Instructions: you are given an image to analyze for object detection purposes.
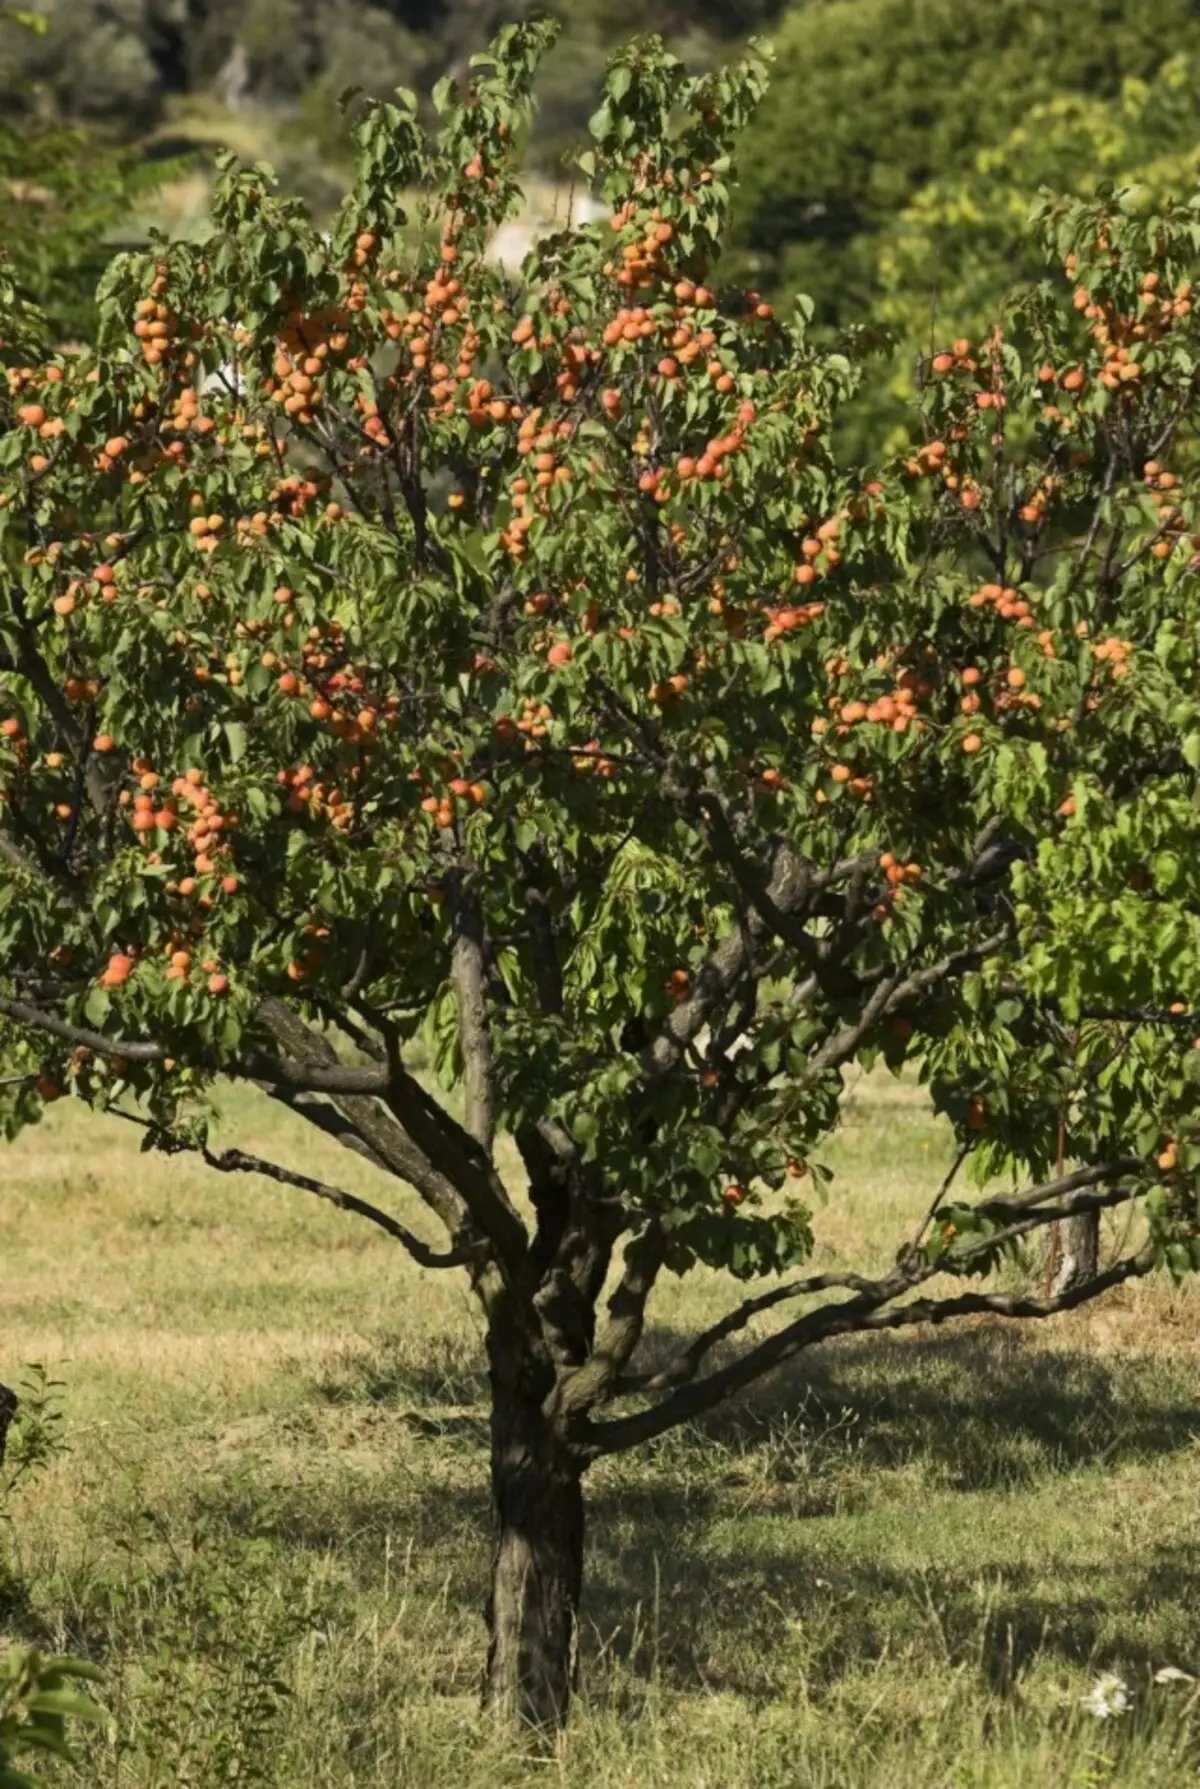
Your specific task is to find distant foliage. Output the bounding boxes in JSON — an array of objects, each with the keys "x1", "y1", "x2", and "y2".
[{"x1": 733, "y1": 0, "x2": 1200, "y2": 325}]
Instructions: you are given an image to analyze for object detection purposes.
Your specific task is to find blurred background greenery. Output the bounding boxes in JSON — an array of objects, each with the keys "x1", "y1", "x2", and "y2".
[{"x1": 2, "y1": 0, "x2": 1200, "y2": 435}]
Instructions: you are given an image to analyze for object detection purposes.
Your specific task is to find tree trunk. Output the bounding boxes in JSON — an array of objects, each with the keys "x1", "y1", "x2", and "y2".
[
  {"x1": 1045, "y1": 1209, "x2": 1100, "y2": 1295},
  {"x1": 0, "y1": 1382, "x2": 15, "y2": 1474},
  {"x1": 483, "y1": 1339, "x2": 584, "y2": 1733}
]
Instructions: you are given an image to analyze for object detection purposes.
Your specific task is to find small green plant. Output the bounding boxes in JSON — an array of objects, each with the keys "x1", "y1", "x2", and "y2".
[
  {"x1": 100, "y1": 1510, "x2": 322, "y2": 1787},
  {"x1": 0, "y1": 1646, "x2": 105, "y2": 1789},
  {"x1": 0, "y1": 1366, "x2": 66, "y2": 1500}
]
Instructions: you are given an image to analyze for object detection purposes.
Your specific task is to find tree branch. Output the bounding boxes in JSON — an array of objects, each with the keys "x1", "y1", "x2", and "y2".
[
  {"x1": 639, "y1": 841, "x2": 811, "y2": 1083},
  {"x1": 0, "y1": 993, "x2": 167, "y2": 1062},
  {"x1": 450, "y1": 888, "x2": 496, "y2": 1154},
  {"x1": 583, "y1": 1239, "x2": 1156, "y2": 1459},
  {"x1": 555, "y1": 1220, "x2": 666, "y2": 1415},
  {"x1": 197, "y1": 1143, "x2": 481, "y2": 1267}
]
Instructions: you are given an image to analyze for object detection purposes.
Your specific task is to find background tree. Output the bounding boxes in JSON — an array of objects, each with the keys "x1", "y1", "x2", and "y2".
[
  {"x1": 730, "y1": 0, "x2": 1200, "y2": 326},
  {"x1": 2, "y1": 18, "x2": 1200, "y2": 1736},
  {"x1": 0, "y1": 6, "x2": 189, "y2": 345},
  {"x1": 861, "y1": 56, "x2": 1200, "y2": 442}
]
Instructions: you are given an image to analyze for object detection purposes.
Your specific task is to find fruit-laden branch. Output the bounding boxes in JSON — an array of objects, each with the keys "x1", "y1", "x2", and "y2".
[
  {"x1": 0, "y1": 992, "x2": 168, "y2": 1064},
  {"x1": 8, "y1": 586, "x2": 108, "y2": 818},
  {"x1": 788, "y1": 925, "x2": 1012, "y2": 1095},
  {"x1": 0, "y1": 979, "x2": 528, "y2": 1273},
  {"x1": 580, "y1": 1159, "x2": 1150, "y2": 1456},
  {"x1": 638, "y1": 840, "x2": 812, "y2": 1083}
]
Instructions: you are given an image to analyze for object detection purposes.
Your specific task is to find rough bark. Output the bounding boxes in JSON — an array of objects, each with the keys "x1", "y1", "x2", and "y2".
[
  {"x1": 0, "y1": 1381, "x2": 15, "y2": 1473},
  {"x1": 1045, "y1": 1209, "x2": 1100, "y2": 1296},
  {"x1": 483, "y1": 1312, "x2": 584, "y2": 1733}
]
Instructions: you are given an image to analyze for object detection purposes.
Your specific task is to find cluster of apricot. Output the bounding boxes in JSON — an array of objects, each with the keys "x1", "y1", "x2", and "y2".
[
  {"x1": 165, "y1": 382, "x2": 212, "y2": 440},
  {"x1": 967, "y1": 582, "x2": 1037, "y2": 627},
  {"x1": 135, "y1": 768, "x2": 241, "y2": 899},
  {"x1": 1067, "y1": 264, "x2": 1193, "y2": 395},
  {"x1": 159, "y1": 939, "x2": 229, "y2": 995},
  {"x1": 648, "y1": 672, "x2": 689, "y2": 705},
  {"x1": 571, "y1": 740, "x2": 617, "y2": 778},
  {"x1": 277, "y1": 765, "x2": 357, "y2": 832},
  {"x1": 1141, "y1": 459, "x2": 1197, "y2": 562},
  {"x1": 599, "y1": 296, "x2": 717, "y2": 365},
  {"x1": 673, "y1": 409, "x2": 756, "y2": 486},
  {"x1": 495, "y1": 699, "x2": 552, "y2": 745},
  {"x1": 929, "y1": 338, "x2": 979, "y2": 378},
  {"x1": 99, "y1": 950, "x2": 137, "y2": 991},
  {"x1": 760, "y1": 600, "x2": 825, "y2": 643},
  {"x1": 419, "y1": 776, "x2": 487, "y2": 829},
  {"x1": 511, "y1": 315, "x2": 596, "y2": 402},
  {"x1": 8, "y1": 369, "x2": 70, "y2": 474},
  {"x1": 1092, "y1": 635, "x2": 1133, "y2": 680},
  {"x1": 818, "y1": 661, "x2": 932, "y2": 740},
  {"x1": 266, "y1": 471, "x2": 337, "y2": 523},
  {"x1": 878, "y1": 853, "x2": 922, "y2": 892},
  {"x1": 131, "y1": 276, "x2": 179, "y2": 369},
  {"x1": 120, "y1": 758, "x2": 178, "y2": 840},
  {"x1": 601, "y1": 206, "x2": 680, "y2": 294}
]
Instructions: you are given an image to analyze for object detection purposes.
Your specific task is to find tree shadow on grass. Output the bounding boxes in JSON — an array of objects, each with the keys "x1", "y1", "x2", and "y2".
[
  {"x1": 33, "y1": 1320, "x2": 1197, "y2": 1713},
  {"x1": 621, "y1": 1321, "x2": 1200, "y2": 1503}
]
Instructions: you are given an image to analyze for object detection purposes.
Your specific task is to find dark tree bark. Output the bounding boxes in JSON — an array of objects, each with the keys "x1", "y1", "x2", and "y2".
[
  {"x1": 483, "y1": 1309, "x2": 584, "y2": 1733},
  {"x1": 0, "y1": 1381, "x2": 15, "y2": 1473},
  {"x1": 1045, "y1": 1208, "x2": 1100, "y2": 1295}
]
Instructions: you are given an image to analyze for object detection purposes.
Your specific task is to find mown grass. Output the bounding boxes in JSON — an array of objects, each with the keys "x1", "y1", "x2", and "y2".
[{"x1": 1, "y1": 1071, "x2": 1198, "y2": 1787}]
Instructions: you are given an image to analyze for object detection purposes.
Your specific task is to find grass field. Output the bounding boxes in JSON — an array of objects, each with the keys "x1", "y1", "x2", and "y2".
[{"x1": 1, "y1": 1070, "x2": 1198, "y2": 1787}]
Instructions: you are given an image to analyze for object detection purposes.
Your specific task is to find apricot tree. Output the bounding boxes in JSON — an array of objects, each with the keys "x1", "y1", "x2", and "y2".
[{"x1": 2, "y1": 20, "x2": 1200, "y2": 1733}]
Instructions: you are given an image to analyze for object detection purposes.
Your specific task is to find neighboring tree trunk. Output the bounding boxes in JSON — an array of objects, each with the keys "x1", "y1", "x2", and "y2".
[
  {"x1": 0, "y1": 1382, "x2": 15, "y2": 1473},
  {"x1": 483, "y1": 1314, "x2": 584, "y2": 1733},
  {"x1": 1045, "y1": 1209, "x2": 1100, "y2": 1295}
]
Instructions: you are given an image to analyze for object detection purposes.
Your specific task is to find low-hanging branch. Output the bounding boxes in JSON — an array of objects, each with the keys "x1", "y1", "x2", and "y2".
[
  {"x1": 106, "y1": 1107, "x2": 479, "y2": 1268},
  {"x1": 199, "y1": 1143, "x2": 480, "y2": 1268},
  {"x1": 582, "y1": 1157, "x2": 1151, "y2": 1453},
  {"x1": 582, "y1": 1236, "x2": 1157, "y2": 1460}
]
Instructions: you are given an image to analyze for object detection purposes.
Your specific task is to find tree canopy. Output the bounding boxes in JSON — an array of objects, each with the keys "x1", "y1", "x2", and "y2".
[{"x1": 2, "y1": 12, "x2": 1200, "y2": 1735}]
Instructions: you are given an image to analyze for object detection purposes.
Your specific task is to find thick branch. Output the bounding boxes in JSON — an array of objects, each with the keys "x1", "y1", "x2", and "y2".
[
  {"x1": 555, "y1": 1221, "x2": 666, "y2": 1416},
  {"x1": 797, "y1": 927, "x2": 1010, "y2": 1088},
  {"x1": 852, "y1": 1242, "x2": 1156, "y2": 1337},
  {"x1": 610, "y1": 1266, "x2": 892, "y2": 1400},
  {"x1": 583, "y1": 1239, "x2": 1156, "y2": 1459},
  {"x1": 450, "y1": 893, "x2": 496, "y2": 1154},
  {"x1": 639, "y1": 841, "x2": 810, "y2": 1082},
  {"x1": 253, "y1": 996, "x2": 486, "y2": 1253}
]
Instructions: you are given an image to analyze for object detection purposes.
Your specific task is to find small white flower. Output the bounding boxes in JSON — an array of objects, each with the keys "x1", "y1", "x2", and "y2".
[{"x1": 1081, "y1": 1672, "x2": 1131, "y2": 1719}]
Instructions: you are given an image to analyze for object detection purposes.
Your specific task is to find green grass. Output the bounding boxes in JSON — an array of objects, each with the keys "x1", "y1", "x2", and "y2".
[{"x1": 1, "y1": 1074, "x2": 1198, "y2": 1786}]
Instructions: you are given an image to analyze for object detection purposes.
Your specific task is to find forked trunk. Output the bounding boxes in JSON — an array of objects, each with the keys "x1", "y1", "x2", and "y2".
[
  {"x1": 1045, "y1": 1208, "x2": 1100, "y2": 1295},
  {"x1": 483, "y1": 1348, "x2": 584, "y2": 1733}
]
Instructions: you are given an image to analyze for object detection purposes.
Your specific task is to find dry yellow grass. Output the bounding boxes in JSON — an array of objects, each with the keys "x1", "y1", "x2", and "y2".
[{"x1": 2, "y1": 1073, "x2": 1198, "y2": 1787}]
